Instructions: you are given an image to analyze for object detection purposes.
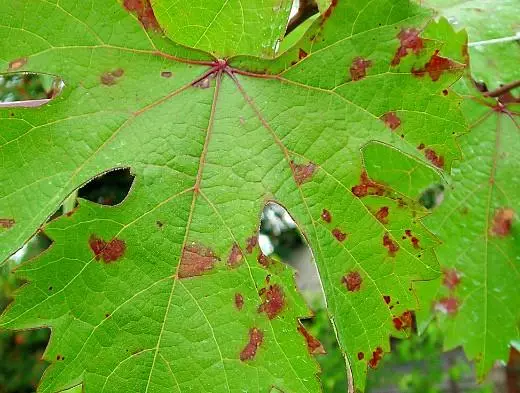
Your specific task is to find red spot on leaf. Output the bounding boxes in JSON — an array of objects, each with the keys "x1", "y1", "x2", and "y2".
[
  {"x1": 240, "y1": 328, "x2": 264, "y2": 361},
  {"x1": 424, "y1": 148, "x2": 445, "y2": 168},
  {"x1": 491, "y1": 208, "x2": 515, "y2": 237},
  {"x1": 0, "y1": 218, "x2": 15, "y2": 229},
  {"x1": 321, "y1": 209, "x2": 332, "y2": 223},
  {"x1": 101, "y1": 68, "x2": 124, "y2": 86},
  {"x1": 350, "y1": 57, "x2": 372, "y2": 81},
  {"x1": 341, "y1": 271, "x2": 362, "y2": 292},
  {"x1": 443, "y1": 268, "x2": 461, "y2": 290},
  {"x1": 351, "y1": 171, "x2": 385, "y2": 198},
  {"x1": 123, "y1": 0, "x2": 160, "y2": 31},
  {"x1": 375, "y1": 207, "x2": 389, "y2": 224},
  {"x1": 368, "y1": 347, "x2": 384, "y2": 368},
  {"x1": 332, "y1": 228, "x2": 347, "y2": 242},
  {"x1": 321, "y1": 0, "x2": 339, "y2": 22},
  {"x1": 299, "y1": 48, "x2": 308, "y2": 60},
  {"x1": 405, "y1": 229, "x2": 412, "y2": 237},
  {"x1": 412, "y1": 51, "x2": 458, "y2": 82},
  {"x1": 381, "y1": 112, "x2": 401, "y2": 130},
  {"x1": 383, "y1": 295, "x2": 391, "y2": 304},
  {"x1": 357, "y1": 352, "x2": 364, "y2": 360},
  {"x1": 411, "y1": 237, "x2": 420, "y2": 248},
  {"x1": 393, "y1": 311, "x2": 413, "y2": 331},
  {"x1": 246, "y1": 235, "x2": 258, "y2": 253},
  {"x1": 383, "y1": 233, "x2": 399, "y2": 256},
  {"x1": 436, "y1": 297, "x2": 459, "y2": 315},
  {"x1": 178, "y1": 243, "x2": 219, "y2": 279},
  {"x1": 297, "y1": 323, "x2": 326, "y2": 355},
  {"x1": 258, "y1": 284, "x2": 285, "y2": 319},
  {"x1": 442, "y1": 89, "x2": 449, "y2": 96},
  {"x1": 257, "y1": 253, "x2": 273, "y2": 268},
  {"x1": 228, "y1": 243, "x2": 243, "y2": 267},
  {"x1": 89, "y1": 235, "x2": 126, "y2": 263},
  {"x1": 8, "y1": 57, "x2": 27, "y2": 71},
  {"x1": 391, "y1": 29, "x2": 424, "y2": 66},
  {"x1": 291, "y1": 160, "x2": 316, "y2": 185},
  {"x1": 235, "y1": 293, "x2": 244, "y2": 310}
]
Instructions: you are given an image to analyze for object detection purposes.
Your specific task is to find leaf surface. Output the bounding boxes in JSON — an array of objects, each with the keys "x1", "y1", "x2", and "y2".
[{"x1": 0, "y1": 1, "x2": 467, "y2": 392}]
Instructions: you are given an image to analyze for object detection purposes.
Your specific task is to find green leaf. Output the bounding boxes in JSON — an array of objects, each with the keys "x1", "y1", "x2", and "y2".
[
  {"x1": 151, "y1": 0, "x2": 293, "y2": 58},
  {"x1": 416, "y1": 79, "x2": 520, "y2": 379},
  {"x1": 0, "y1": 1, "x2": 467, "y2": 392}
]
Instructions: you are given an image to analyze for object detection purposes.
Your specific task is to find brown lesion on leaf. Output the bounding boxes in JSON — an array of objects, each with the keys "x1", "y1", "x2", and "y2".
[
  {"x1": 258, "y1": 284, "x2": 285, "y2": 319},
  {"x1": 161, "y1": 71, "x2": 173, "y2": 78},
  {"x1": 8, "y1": 57, "x2": 27, "y2": 71},
  {"x1": 321, "y1": 0, "x2": 339, "y2": 24},
  {"x1": 357, "y1": 352, "x2": 364, "y2": 360},
  {"x1": 490, "y1": 208, "x2": 515, "y2": 237},
  {"x1": 412, "y1": 50, "x2": 460, "y2": 82},
  {"x1": 383, "y1": 295, "x2": 391, "y2": 304},
  {"x1": 321, "y1": 209, "x2": 332, "y2": 223},
  {"x1": 101, "y1": 68, "x2": 125, "y2": 86},
  {"x1": 332, "y1": 228, "x2": 347, "y2": 242},
  {"x1": 383, "y1": 233, "x2": 399, "y2": 256},
  {"x1": 246, "y1": 235, "x2": 258, "y2": 254},
  {"x1": 351, "y1": 170, "x2": 386, "y2": 198},
  {"x1": 89, "y1": 235, "x2": 126, "y2": 263},
  {"x1": 298, "y1": 48, "x2": 308, "y2": 60},
  {"x1": 257, "y1": 253, "x2": 274, "y2": 268},
  {"x1": 436, "y1": 297, "x2": 459, "y2": 315},
  {"x1": 392, "y1": 310, "x2": 413, "y2": 331},
  {"x1": 424, "y1": 148, "x2": 445, "y2": 169},
  {"x1": 349, "y1": 57, "x2": 372, "y2": 81},
  {"x1": 240, "y1": 328, "x2": 264, "y2": 361},
  {"x1": 178, "y1": 243, "x2": 220, "y2": 279},
  {"x1": 297, "y1": 322, "x2": 326, "y2": 355},
  {"x1": 290, "y1": 160, "x2": 316, "y2": 186},
  {"x1": 443, "y1": 268, "x2": 461, "y2": 290},
  {"x1": 368, "y1": 347, "x2": 384, "y2": 368},
  {"x1": 374, "y1": 207, "x2": 389, "y2": 224},
  {"x1": 123, "y1": 0, "x2": 160, "y2": 31},
  {"x1": 228, "y1": 243, "x2": 243, "y2": 267},
  {"x1": 381, "y1": 112, "x2": 401, "y2": 130},
  {"x1": 341, "y1": 271, "x2": 362, "y2": 292},
  {"x1": 404, "y1": 229, "x2": 420, "y2": 249},
  {"x1": 234, "y1": 293, "x2": 244, "y2": 310},
  {"x1": 391, "y1": 28, "x2": 424, "y2": 66},
  {"x1": 0, "y1": 218, "x2": 15, "y2": 229}
]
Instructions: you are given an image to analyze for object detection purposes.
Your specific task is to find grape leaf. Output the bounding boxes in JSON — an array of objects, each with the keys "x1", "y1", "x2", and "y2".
[{"x1": 0, "y1": 1, "x2": 467, "y2": 392}]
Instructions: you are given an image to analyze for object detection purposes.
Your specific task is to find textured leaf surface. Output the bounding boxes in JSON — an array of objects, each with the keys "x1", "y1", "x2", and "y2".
[{"x1": 1, "y1": 1, "x2": 467, "y2": 392}]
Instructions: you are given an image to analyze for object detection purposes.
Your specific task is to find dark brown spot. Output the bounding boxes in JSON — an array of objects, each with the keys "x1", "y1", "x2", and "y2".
[
  {"x1": 321, "y1": 209, "x2": 332, "y2": 223},
  {"x1": 393, "y1": 311, "x2": 413, "y2": 331},
  {"x1": 291, "y1": 160, "x2": 316, "y2": 186},
  {"x1": 381, "y1": 112, "x2": 401, "y2": 130},
  {"x1": 375, "y1": 207, "x2": 389, "y2": 224},
  {"x1": 443, "y1": 268, "x2": 461, "y2": 290},
  {"x1": 178, "y1": 243, "x2": 219, "y2": 279},
  {"x1": 297, "y1": 323, "x2": 326, "y2": 355},
  {"x1": 156, "y1": 220, "x2": 163, "y2": 228},
  {"x1": 258, "y1": 284, "x2": 285, "y2": 319},
  {"x1": 442, "y1": 89, "x2": 448, "y2": 96},
  {"x1": 123, "y1": 0, "x2": 160, "y2": 30},
  {"x1": 0, "y1": 218, "x2": 15, "y2": 229},
  {"x1": 351, "y1": 170, "x2": 385, "y2": 198},
  {"x1": 235, "y1": 293, "x2": 244, "y2": 310},
  {"x1": 240, "y1": 328, "x2": 264, "y2": 361},
  {"x1": 417, "y1": 143, "x2": 425, "y2": 150},
  {"x1": 332, "y1": 228, "x2": 347, "y2": 242},
  {"x1": 412, "y1": 51, "x2": 458, "y2": 82},
  {"x1": 424, "y1": 148, "x2": 445, "y2": 168},
  {"x1": 89, "y1": 235, "x2": 126, "y2": 263},
  {"x1": 246, "y1": 235, "x2": 258, "y2": 254},
  {"x1": 257, "y1": 253, "x2": 273, "y2": 268},
  {"x1": 8, "y1": 57, "x2": 27, "y2": 71},
  {"x1": 491, "y1": 208, "x2": 515, "y2": 237},
  {"x1": 298, "y1": 48, "x2": 308, "y2": 60},
  {"x1": 228, "y1": 243, "x2": 243, "y2": 267},
  {"x1": 341, "y1": 271, "x2": 362, "y2": 292},
  {"x1": 391, "y1": 29, "x2": 424, "y2": 66},
  {"x1": 411, "y1": 237, "x2": 420, "y2": 249},
  {"x1": 105, "y1": 313, "x2": 110, "y2": 318},
  {"x1": 357, "y1": 352, "x2": 364, "y2": 360},
  {"x1": 405, "y1": 229, "x2": 412, "y2": 237},
  {"x1": 383, "y1": 295, "x2": 391, "y2": 304},
  {"x1": 436, "y1": 297, "x2": 459, "y2": 315},
  {"x1": 101, "y1": 69, "x2": 125, "y2": 86},
  {"x1": 161, "y1": 71, "x2": 173, "y2": 78},
  {"x1": 383, "y1": 233, "x2": 399, "y2": 256},
  {"x1": 349, "y1": 57, "x2": 372, "y2": 81},
  {"x1": 321, "y1": 0, "x2": 339, "y2": 23},
  {"x1": 368, "y1": 347, "x2": 384, "y2": 368}
]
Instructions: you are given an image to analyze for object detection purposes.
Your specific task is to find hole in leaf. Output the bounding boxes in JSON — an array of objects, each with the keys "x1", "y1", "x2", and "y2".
[
  {"x1": 78, "y1": 168, "x2": 135, "y2": 206},
  {"x1": 418, "y1": 183, "x2": 445, "y2": 209},
  {"x1": 0, "y1": 73, "x2": 63, "y2": 107}
]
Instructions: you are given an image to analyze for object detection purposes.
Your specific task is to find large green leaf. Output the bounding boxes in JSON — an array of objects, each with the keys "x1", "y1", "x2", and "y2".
[{"x1": 1, "y1": 1, "x2": 467, "y2": 392}]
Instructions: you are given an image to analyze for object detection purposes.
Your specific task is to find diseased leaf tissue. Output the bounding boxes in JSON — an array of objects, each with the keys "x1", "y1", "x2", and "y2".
[{"x1": 0, "y1": 0, "x2": 474, "y2": 392}]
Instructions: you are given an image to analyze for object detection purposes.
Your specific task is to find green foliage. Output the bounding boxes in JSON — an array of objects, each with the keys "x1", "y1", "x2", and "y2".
[{"x1": 2, "y1": 1, "x2": 515, "y2": 392}]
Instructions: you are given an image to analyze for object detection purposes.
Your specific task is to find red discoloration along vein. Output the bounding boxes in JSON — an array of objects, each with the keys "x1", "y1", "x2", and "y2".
[
  {"x1": 424, "y1": 148, "x2": 445, "y2": 169},
  {"x1": 258, "y1": 284, "x2": 285, "y2": 319},
  {"x1": 291, "y1": 160, "x2": 316, "y2": 185},
  {"x1": 391, "y1": 29, "x2": 424, "y2": 66},
  {"x1": 412, "y1": 51, "x2": 458, "y2": 82},
  {"x1": 375, "y1": 207, "x2": 389, "y2": 224},
  {"x1": 443, "y1": 268, "x2": 461, "y2": 290},
  {"x1": 299, "y1": 48, "x2": 308, "y2": 60},
  {"x1": 322, "y1": 0, "x2": 339, "y2": 21},
  {"x1": 491, "y1": 208, "x2": 515, "y2": 237},
  {"x1": 89, "y1": 235, "x2": 126, "y2": 263},
  {"x1": 240, "y1": 328, "x2": 264, "y2": 361},
  {"x1": 368, "y1": 347, "x2": 384, "y2": 368},
  {"x1": 351, "y1": 171, "x2": 385, "y2": 198},
  {"x1": 381, "y1": 112, "x2": 401, "y2": 130},
  {"x1": 341, "y1": 271, "x2": 362, "y2": 292},
  {"x1": 298, "y1": 323, "x2": 326, "y2": 355},
  {"x1": 228, "y1": 243, "x2": 243, "y2": 267},
  {"x1": 0, "y1": 218, "x2": 15, "y2": 229},
  {"x1": 123, "y1": 0, "x2": 160, "y2": 31},
  {"x1": 350, "y1": 57, "x2": 372, "y2": 81},
  {"x1": 178, "y1": 244, "x2": 219, "y2": 279},
  {"x1": 383, "y1": 233, "x2": 399, "y2": 256}
]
